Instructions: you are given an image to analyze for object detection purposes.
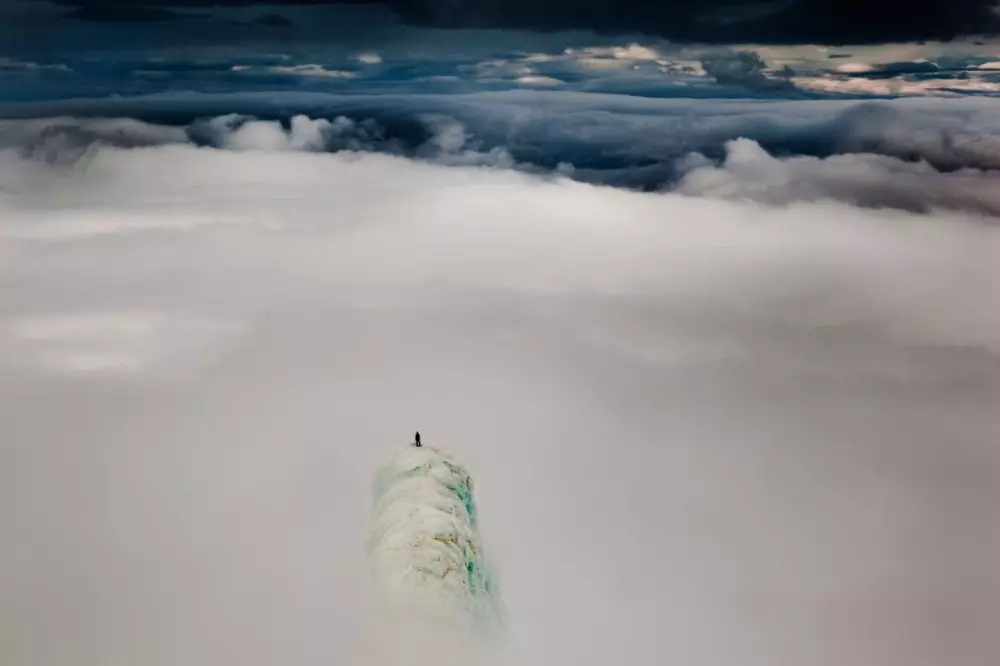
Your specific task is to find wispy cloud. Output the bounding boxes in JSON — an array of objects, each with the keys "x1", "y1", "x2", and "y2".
[
  {"x1": 0, "y1": 57, "x2": 72, "y2": 73},
  {"x1": 268, "y1": 64, "x2": 358, "y2": 78}
]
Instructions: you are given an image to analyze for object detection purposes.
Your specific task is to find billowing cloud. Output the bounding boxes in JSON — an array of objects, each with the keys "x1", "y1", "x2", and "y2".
[
  {"x1": 6, "y1": 92, "x2": 1000, "y2": 214},
  {"x1": 677, "y1": 137, "x2": 1000, "y2": 215},
  {"x1": 199, "y1": 113, "x2": 344, "y2": 151}
]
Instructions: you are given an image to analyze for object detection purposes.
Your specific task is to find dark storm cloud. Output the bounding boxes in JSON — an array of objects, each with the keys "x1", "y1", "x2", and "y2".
[
  {"x1": 22, "y1": 0, "x2": 1000, "y2": 43},
  {"x1": 10, "y1": 0, "x2": 1000, "y2": 102}
]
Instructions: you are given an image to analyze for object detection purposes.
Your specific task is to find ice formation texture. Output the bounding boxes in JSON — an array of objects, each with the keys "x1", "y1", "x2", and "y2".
[{"x1": 367, "y1": 442, "x2": 503, "y2": 633}]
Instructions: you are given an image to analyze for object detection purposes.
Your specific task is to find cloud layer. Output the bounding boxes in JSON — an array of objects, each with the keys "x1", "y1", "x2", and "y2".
[
  {"x1": 6, "y1": 92, "x2": 1000, "y2": 216},
  {"x1": 0, "y1": 131, "x2": 998, "y2": 666},
  {"x1": 7, "y1": 3, "x2": 1000, "y2": 101}
]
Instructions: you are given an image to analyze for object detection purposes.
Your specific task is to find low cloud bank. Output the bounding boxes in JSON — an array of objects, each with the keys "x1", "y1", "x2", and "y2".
[
  {"x1": 5, "y1": 93, "x2": 1000, "y2": 215},
  {"x1": 0, "y1": 139, "x2": 997, "y2": 666}
]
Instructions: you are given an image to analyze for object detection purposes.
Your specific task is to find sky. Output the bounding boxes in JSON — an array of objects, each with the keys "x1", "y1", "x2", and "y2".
[
  {"x1": 7, "y1": 0, "x2": 1000, "y2": 100},
  {"x1": 1, "y1": 4, "x2": 999, "y2": 666}
]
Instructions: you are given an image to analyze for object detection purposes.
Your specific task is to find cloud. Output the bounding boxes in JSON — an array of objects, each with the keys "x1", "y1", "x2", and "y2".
[
  {"x1": 5, "y1": 8, "x2": 1000, "y2": 101},
  {"x1": 465, "y1": 59, "x2": 538, "y2": 80},
  {"x1": 414, "y1": 115, "x2": 517, "y2": 167},
  {"x1": 355, "y1": 53, "x2": 383, "y2": 65},
  {"x1": 0, "y1": 58, "x2": 72, "y2": 73},
  {"x1": 6, "y1": 92, "x2": 1000, "y2": 214},
  {"x1": 827, "y1": 102, "x2": 1000, "y2": 172},
  {"x1": 514, "y1": 75, "x2": 562, "y2": 86},
  {"x1": 835, "y1": 62, "x2": 875, "y2": 74},
  {"x1": 700, "y1": 49, "x2": 795, "y2": 91},
  {"x1": 199, "y1": 114, "x2": 342, "y2": 151},
  {"x1": 0, "y1": 311, "x2": 242, "y2": 376},
  {"x1": 0, "y1": 117, "x2": 189, "y2": 169},
  {"x1": 677, "y1": 137, "x2": 1000, "y2": 215},
  {"x1": 792, "y1": 74, "x2": 1000, "y2": 96},
  {"x1": 0, "y1": 134, "x2": 997, "y2": 666},
  {"x1": 185, "y1": 113, "x2": 403, "y2": 156},
  {"x1": 565, "y1": 43, "x2": 663, "y2": 62},
  {"x1": 268, "y1": 64, "x2": 358, "y2": 78}
]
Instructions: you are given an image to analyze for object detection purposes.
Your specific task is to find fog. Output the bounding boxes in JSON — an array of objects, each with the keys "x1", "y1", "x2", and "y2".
[{"x1": 1, "y1": 139, "x2": 998, "y2": 666}]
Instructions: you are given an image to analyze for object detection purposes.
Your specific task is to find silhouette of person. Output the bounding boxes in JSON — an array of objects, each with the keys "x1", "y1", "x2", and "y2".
[{"x1": 414, "y1": 431, "x2": 421, "y2": 447}]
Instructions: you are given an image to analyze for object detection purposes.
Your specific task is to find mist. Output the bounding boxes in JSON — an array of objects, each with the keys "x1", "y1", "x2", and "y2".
[{"x1": 1, "y1": 138, "x2": 998, "y2": 666}]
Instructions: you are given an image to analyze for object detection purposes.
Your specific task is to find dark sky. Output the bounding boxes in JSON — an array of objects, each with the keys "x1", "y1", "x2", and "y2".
[{"x1": 18, "y1": 0, "x2": 1000, "y2": 44}]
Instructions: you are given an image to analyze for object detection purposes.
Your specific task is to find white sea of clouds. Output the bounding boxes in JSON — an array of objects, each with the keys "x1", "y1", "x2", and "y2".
[{"x1": 0, "y1": 136, "x2": 998, "y2": 666}]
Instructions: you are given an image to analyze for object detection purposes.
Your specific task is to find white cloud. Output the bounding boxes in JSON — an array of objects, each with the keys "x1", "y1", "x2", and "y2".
[
  {"x1": 0, "y1": 126, "x2": 997, "y2": 666},
  {"x1": 467, "y1": 59, "x2": 537, "y2": 79},
  {"x1": 676, "y1": 137, "x2": 1000, "y2": 218},
  {"x1": 515, "y1": 75, "x2": 563, "y2": 87},
  {"x1": 834, "y1": 62, "x2": 875, "y2": 73},
  {"x1": 269, "y1": 64, "x2": 357, "y2": 78},
  {"x1": 197, "y1": 114, "x2": 345, "y2": 152},
  {"x1": 1, "y1": 311, "x2": 242, "y2": 376},
  {"x1": 566, "y1": 43, "x2": 662, "y2": 61},
  {"x1": 792, "y1": 73, "x2": 1000, "y2": 96},
  {"x1": 520, "y1": 52, "x2": 561, "y2": 63},
  {"x1": 230, "y1": 63, "x2": 358, "y2": 78},
  {"x1": 610, "y1": 43, "x2": 661, "y2": 60},
  {"x1": 355, "y1": 53, "x2": 383, "y2": 65},
  {"x1": 500, "y1": 43, "x2": 677, "y2": 79},
  {"x1": 746, "y1": 39, "x2": 1000, "y2": 72},
  {"x1": 417, "y1": 116, "x2": 517, "y2": 168},
  {"x1": 0, "y1": 205, "x2": 269, "y2": 240}
]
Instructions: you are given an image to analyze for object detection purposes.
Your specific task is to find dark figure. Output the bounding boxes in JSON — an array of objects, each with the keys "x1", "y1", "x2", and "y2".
[{"x1": 414, "y1": 431, "x2": 421, "y2": 447}]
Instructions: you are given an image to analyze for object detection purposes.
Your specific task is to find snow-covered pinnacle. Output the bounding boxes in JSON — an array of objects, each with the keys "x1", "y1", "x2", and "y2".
[{"x1": 367, "y1": 442, "x2": 503, "y2": 633}]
